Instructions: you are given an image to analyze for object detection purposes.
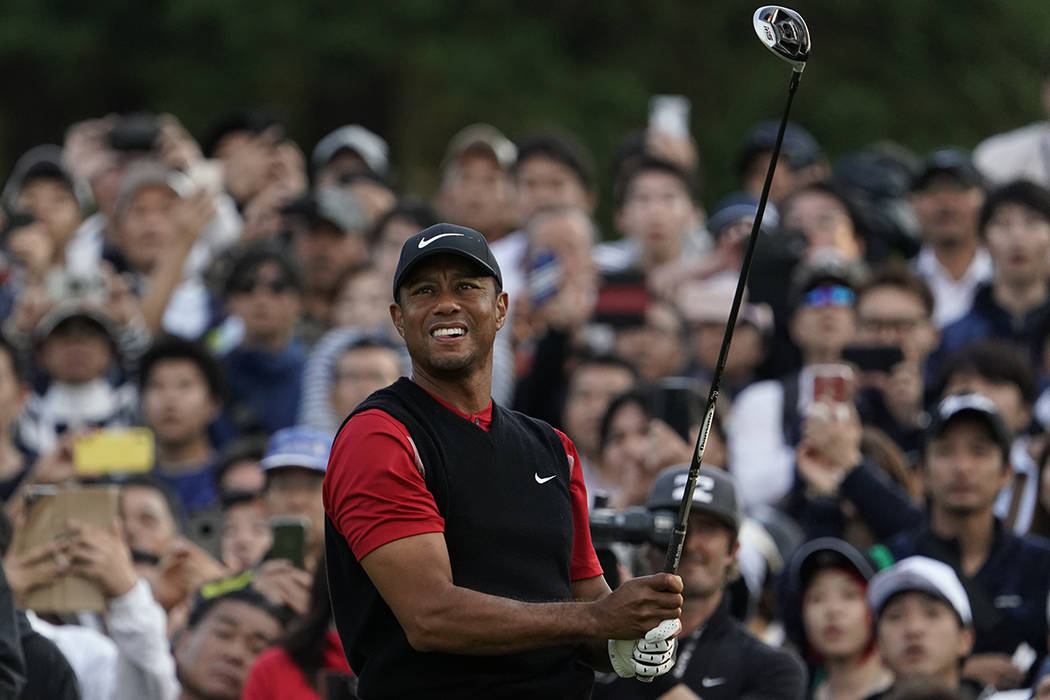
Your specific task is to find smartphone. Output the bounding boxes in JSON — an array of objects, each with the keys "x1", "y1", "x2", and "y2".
[
  {"x1": 187, "y1": 509, "x2": 224, "y2": 560},
  {"x1": 842, "y1": 345, "x2": 905, "y2": 374},
  {"x1": 73, "y1": 428, "x2": 155, "y2": 476},
  {"x1": 264, "y1": 516, "x2": 308, "y2": 569},
  {"x1": 527, "y1": 249, "x2": 562, "y2": 308},
  {"x1": 807, "y1": 364, "x2": 855, "y2": 407},
  {"x1": 649, "y1": 95, "x2": 691, "y2": 139},
  {"x1": 652, "y1": 377, "x2": 703, "y2": 442}
]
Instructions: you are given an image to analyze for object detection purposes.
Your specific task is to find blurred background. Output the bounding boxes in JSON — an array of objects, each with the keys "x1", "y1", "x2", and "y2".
[{"x1": 1, "y1": 0, "x2": 1047, "y2": 229}]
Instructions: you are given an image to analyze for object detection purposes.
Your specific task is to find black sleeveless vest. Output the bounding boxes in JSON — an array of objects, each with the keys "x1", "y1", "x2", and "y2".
[{"x1": 325, "y1": 378, "x2": 594, "y2": 699}]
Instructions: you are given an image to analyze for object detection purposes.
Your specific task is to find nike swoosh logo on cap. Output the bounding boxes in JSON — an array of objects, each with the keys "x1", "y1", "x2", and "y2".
[
  {"x1": 534, "y1": 473, "x2": 556, "y2": 484},
  {"x1": 418, "y1": 232, "x2": 465, "y2": 248}
]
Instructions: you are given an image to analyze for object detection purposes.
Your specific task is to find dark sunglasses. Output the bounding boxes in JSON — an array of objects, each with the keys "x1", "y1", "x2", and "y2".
[
  {"x1": 231, "y1": 276, "x2": 292, "y2": 295},
  {"x1": 803, "y1": 284, "x2": 855, "y2": 308}
]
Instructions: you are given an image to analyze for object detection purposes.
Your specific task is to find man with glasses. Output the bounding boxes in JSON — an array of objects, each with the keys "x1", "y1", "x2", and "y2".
[{"x1": 220, "y1": 242, "x2": 307, "y2": 437}]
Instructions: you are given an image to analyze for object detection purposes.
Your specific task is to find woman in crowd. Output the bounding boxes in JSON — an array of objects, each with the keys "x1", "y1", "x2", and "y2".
[{"x1": 782, "y1": 537, "x2": 892, "y2": 700}]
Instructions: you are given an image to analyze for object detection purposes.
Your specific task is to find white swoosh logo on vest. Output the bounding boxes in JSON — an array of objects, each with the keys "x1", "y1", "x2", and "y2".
[
  {"x1": 418, "y1": 232, "x2": 465, "y2": 248},
  {"x1": 534, "y1": 473, "x2": 556, "y2": 484},
  {"x1": 701, "y1": 677, "x2": 726, "y2": 688}
]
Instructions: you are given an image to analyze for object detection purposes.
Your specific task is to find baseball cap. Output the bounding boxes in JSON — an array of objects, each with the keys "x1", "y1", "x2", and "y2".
[
  {"x1": 738, "y1": 121, "x2": 823, "y2": 175},
  {"x1": 646, "y1": 465, "x2": 743, "y2": 534},
  {"x1": 868, "y1": 555, "x2": 972, "y2": 626},
  {"x1": 34, "y1": 301, "x2": 120, "y2": 347},
  {"x1": 789, "y1": 537, "x2": 875, "y2": 592},
  {"x1": 392, "y1": 223, "x2": 503, "y2": 299},
  {"x1": 442, "y1": 123, "x2": 517, "y2": 172},
  {"x1": 677, "y1": 277, "x2": 774, "y2": 336},
  {"x1": 311, "y1": 125, "x2": 390, "y2": 178},
  {"x1": 926, "y1": 393, "x2": 1012, "y2": 459},
  {"x1": 911, "y1": 148, "x2": 984, "y2": 192},
  {"x1": 706, "y1": 192, "x2": 780, "y2": 240},
  {"x1": 790, "y1": 249, "x2": 867, "y2": 305},
  {"x1": 113, "y1": 161, "x2": 190, "y2": 221},
  {"x1": 260, "y1": 426, "x2": 333, "y2": 473}
]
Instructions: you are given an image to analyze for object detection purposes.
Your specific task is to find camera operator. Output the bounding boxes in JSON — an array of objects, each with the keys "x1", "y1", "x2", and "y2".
[{"x1": 594, "y1": 465, "x2": 805, "y2": 699}]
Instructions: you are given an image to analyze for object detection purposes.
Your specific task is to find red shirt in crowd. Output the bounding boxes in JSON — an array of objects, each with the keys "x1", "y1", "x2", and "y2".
[{"x1": 241, "y1": 630, "x2": 351, "y2": 700}]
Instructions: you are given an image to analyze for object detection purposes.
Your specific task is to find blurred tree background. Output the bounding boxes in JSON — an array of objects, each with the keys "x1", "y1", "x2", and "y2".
[{"x1": 0, "y1": 0, "x2": 1047, "y2": 228}]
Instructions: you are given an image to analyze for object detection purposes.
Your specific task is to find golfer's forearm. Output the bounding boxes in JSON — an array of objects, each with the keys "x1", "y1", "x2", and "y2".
[{"x1": 402, "y1": 585, "x2": 599, "y2": 654}]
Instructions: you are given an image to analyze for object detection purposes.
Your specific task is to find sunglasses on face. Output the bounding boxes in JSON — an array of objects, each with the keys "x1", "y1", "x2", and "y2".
[
  {"x1": 803, "y1": 284, "x2": 855, "y2": 308},
  {"x1": 231, "y1": 276, "x2": 292, "y2": 295}
]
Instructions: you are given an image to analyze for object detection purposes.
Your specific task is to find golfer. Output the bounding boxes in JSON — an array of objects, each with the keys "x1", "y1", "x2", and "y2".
[{"x1": 323, "y1": 223, "x2": 682, "y2": 699}]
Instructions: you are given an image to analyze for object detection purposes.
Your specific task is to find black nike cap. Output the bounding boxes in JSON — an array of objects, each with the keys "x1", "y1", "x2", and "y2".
[{"x1": 392, "y1": 223, "x2": 503, "y2": 299}]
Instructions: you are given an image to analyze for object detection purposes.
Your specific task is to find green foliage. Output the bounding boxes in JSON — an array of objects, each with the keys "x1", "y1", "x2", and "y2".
[{"x1": 0, "y1": 0, "x2": 1047, "y2": 227}]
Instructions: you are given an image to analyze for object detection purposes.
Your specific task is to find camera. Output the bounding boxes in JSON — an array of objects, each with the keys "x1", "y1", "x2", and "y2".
[
  {"x1": 589, "y1": 506, "x2": 676, "y2": 548},
  {"x1": 109, "y1": 113, "x2": 161, "y2": 153}
]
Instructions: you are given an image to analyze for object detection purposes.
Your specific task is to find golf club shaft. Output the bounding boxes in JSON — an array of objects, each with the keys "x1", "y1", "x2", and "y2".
[{"x1": 663, "y1": 69, "x2": 802, "y2": 574}]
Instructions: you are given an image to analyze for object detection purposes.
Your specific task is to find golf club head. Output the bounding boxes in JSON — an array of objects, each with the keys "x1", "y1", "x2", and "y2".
[{"x1": 753, "y1": 6, "x2": 810, "y2": 73}]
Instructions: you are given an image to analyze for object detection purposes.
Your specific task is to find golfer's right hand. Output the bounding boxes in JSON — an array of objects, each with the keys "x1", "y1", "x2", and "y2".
[{"x1": 590, "y1": 573, "x2": 683, "y2": 640}]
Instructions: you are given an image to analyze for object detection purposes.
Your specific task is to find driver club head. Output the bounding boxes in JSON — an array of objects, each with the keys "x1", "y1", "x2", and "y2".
[{"x1": 753, "y1": 6, "x2": 810, "y2": 73}]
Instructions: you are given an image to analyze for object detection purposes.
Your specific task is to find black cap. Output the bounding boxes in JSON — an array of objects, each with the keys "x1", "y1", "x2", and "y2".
[
  {"x1": 926, "y1": 393, "x2": 1012, "y2": 459},
  {"x1": 646, "y1": 465, "x2": 743, "y2": 534},
  {"x1": 911, "y1": 148, "x2": 984, "y2": 192},
  {"x1": 392, "y1": 223, "x2": 502, "y2": 299},
  {"x1": 789, "y1": 537, "x2": 875, "y2": 592}
]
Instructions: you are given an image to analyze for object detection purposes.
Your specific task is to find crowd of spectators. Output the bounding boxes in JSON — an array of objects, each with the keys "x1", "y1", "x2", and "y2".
[{"x1": 1, "y1": 65, "x2": 1050, "y2": 700}]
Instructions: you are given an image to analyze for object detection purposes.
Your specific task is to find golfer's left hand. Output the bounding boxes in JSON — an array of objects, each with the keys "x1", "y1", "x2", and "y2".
[{"x1": 609, "y1": 618, "x2": 680, "y2": 681}]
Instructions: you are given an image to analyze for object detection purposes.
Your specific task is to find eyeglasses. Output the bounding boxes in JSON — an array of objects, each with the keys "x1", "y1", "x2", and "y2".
[
  {"x1": 231, "y1": 276, "x2": 292, "y2": 295},
  {"x1": 803, "y1": 284, "x2": 855, "y2": 308}
]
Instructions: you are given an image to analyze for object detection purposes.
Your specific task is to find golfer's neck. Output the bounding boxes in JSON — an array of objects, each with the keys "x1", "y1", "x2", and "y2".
[{"x1": 411, "y1": 363, "x2": 494, "y2": 415}]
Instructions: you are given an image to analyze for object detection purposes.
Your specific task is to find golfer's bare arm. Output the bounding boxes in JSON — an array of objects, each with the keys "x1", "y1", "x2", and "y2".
[{"x1": 360, "y1": 531, "x2": 682, "y2": 656}]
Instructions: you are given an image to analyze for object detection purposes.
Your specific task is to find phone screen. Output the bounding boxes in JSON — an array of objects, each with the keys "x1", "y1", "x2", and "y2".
[{"x1": 264, "y1": 517, "x2": 307, "y2": 569}]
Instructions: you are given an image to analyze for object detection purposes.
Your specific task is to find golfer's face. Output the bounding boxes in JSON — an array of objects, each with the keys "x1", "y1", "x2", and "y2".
[{"x1": 391, "y1": 255, "x2": 507, "y2": 376}]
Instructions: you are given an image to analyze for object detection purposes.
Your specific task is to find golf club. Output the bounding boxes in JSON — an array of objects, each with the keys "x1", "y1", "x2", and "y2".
[{"x1": 663, "y1": 5, "x2": 811, "y2": 574}]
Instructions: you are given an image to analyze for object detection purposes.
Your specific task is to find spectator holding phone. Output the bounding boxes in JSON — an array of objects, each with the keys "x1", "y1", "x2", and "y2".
[
  {"x1": 851, "y1": 263, "x2": 940, "y2": 458},
  {"x1": 260, "y1": 426, "x2": 331, "y2": 572}
]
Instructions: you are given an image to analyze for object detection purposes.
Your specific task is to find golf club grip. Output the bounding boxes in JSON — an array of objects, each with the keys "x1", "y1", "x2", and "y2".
[{"x1": 662, "y1": 69, "x2": 802, "y2": 575}]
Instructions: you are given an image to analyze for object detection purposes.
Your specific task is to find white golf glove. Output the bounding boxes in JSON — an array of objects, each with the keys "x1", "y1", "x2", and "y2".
[{"x1": 608, "y1": 618, "x2": 681, "y2": 681}]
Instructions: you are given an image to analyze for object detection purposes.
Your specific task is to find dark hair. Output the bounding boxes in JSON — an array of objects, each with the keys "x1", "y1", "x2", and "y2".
[
  {"x1": 513, "y1": 130, "x2": 595, "y2": 192},
  {"x1": 598, "y1": 387, "x2": 654, "y2": 453},
  {"x1": 367, "y1": 199, "x2": 439, "y2": 248},
  {"x1": 978, "y1": 179, "x2": 1050, "y2": 236},
  {"x1": 782, "y1": 179, "x2": 868, "y2": 243},
  {"x1": 186, "y1": 581, "x2": 286, "y2": 630},
  {"x1": 214, "y1": 435, "x2": 268, "y2": 496},
  {"x1": 116, "y1": 474, "x2": 189, "y2": 535},
  {"x1": 223, "y1": 241, "x2": 304, "y2": 298},
  {"x1": 931, "y1": 339, "x2": 1039, "y2": 407},
  {"x1": 201, "y1": 108, "x2": 284, "y2": 159},
  {"x1": 570, "y1": 352, "x2": 639, "y2": 385},
  {"x1": 0, "y1": 509, "x2": 12, "y2": 557},
  {"x1": 857, "y1": 261, "x2": 935, "y2": 318},
  {"x1": 138, "y1": 335, "x2": 226, "y2": 403},
  {"x1": 613, "y1": 154, "x2": 696, "y2": 209},
  {"x1": 279, "y1": 558, "x2": 333, "y2": 687}
]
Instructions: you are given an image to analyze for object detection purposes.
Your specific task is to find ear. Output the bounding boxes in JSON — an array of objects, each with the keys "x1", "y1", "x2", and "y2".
[
  {"x1": 957, "y1": 625, "x2": 975, "y2": 659},
  {"x1": 494, "y1": 291, "x2": 509, "y2": 331},
  {"x1": 389, "y1": 302, "x2": 405, "y2": 340}
]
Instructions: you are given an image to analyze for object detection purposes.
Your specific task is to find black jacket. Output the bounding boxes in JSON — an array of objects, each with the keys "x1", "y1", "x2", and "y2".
[{"x1": 593, "y1": 597, "x2": 806, "y2": 700}]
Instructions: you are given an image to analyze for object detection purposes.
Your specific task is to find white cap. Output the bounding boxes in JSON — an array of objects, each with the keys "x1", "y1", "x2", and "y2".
[
  {"x1": 312, "y1": 125, "x2": 389, "y2": 177},
  {"x1": 868, "y1": 556, "x2": 972, "y2": 626}
]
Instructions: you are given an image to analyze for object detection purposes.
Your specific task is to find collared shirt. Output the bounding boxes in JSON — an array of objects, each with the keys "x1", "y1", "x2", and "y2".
[{"x1": 914, "y1": 245, "x2": 993, "y2": 328}]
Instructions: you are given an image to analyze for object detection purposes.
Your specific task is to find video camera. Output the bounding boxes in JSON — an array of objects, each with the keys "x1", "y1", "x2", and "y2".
[{"x1": 588, "y1": 506, "x2": 676, "y2": 548}]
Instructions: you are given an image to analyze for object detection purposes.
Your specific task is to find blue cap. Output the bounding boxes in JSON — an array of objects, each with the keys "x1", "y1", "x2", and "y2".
[{"x1": 261, "y1": 426, "x2": 333, "y2": 473}]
